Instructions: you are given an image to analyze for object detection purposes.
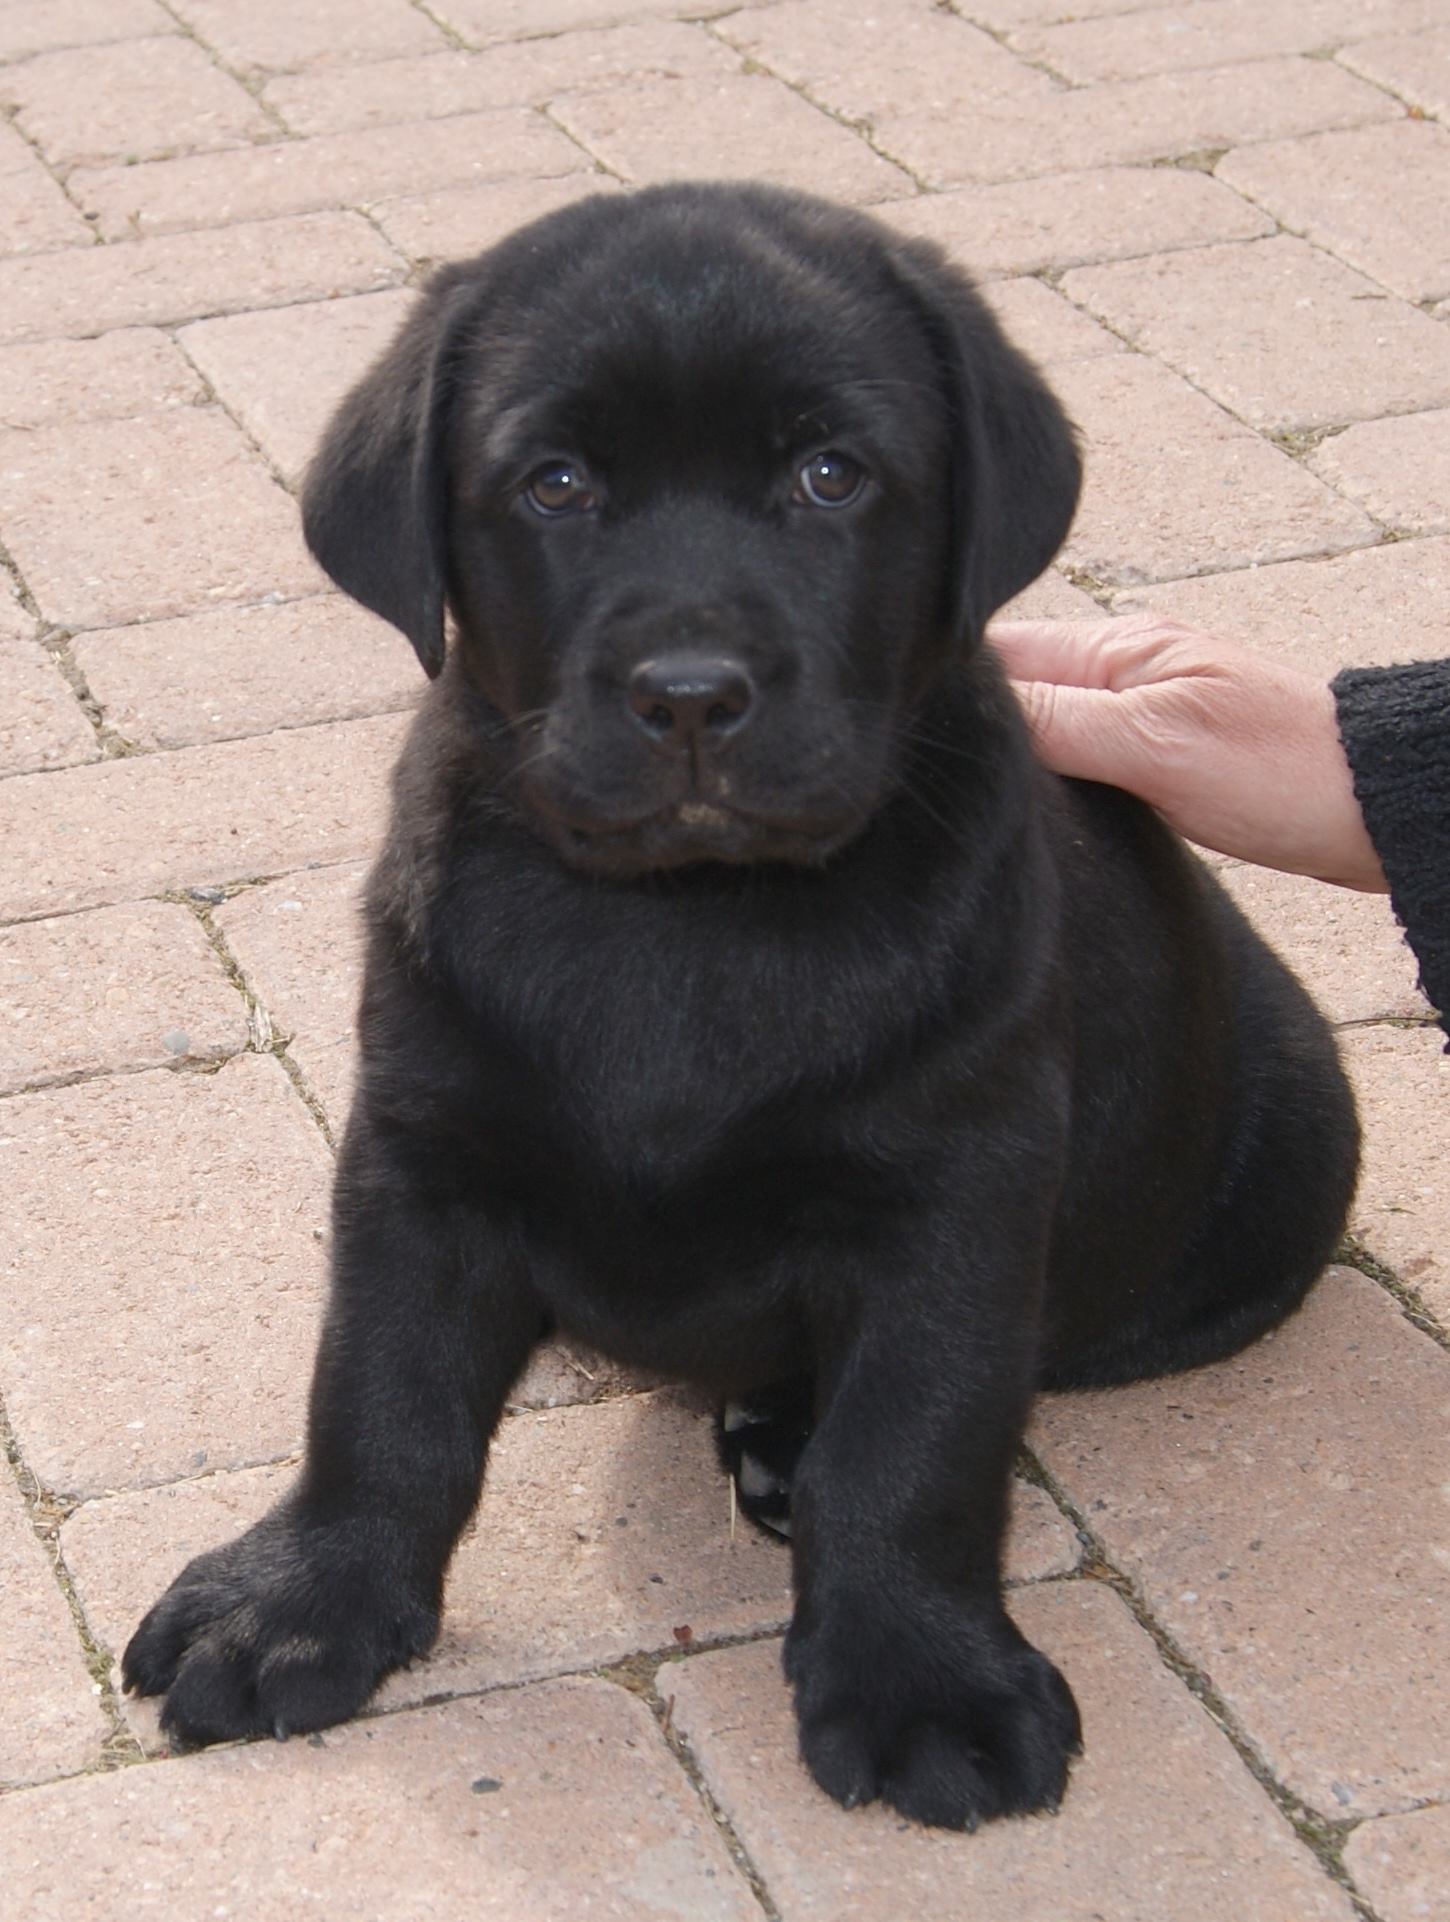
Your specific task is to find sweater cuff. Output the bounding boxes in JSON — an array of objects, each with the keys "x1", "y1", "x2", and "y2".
[{"x1": 1332, "y1": 661, "x2": 1450, "y2": 1042}]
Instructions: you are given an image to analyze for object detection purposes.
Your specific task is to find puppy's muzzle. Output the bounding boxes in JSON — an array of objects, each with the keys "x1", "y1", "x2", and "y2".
[{"x1": 627, "y1": 653, "x2": 756, "y2": 758}]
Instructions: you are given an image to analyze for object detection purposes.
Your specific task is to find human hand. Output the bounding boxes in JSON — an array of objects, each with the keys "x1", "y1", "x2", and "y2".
[{"x1": 988, "y1": 612, "x2": 1387, "y2": 892}]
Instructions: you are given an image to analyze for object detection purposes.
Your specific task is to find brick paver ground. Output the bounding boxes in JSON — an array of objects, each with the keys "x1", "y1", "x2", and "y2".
[{"x1": 0, "y1": 2, "x2": 1446, "y2": 1917}]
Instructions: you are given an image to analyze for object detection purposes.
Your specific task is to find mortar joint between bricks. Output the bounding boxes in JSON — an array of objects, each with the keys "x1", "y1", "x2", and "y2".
[
  {"x1": 355, "y1": 205, "x2": 432, "y2": 285},
  {"x1": 1058, "y1": 566, "x2": 1117, "y2": 608},
  {"x1": 0, "y1": 90, "x2": 104, "y2": 234},
  {"x1": 33, "y1": 625, "x2": 136, "y2": 760},
  {"x1": 177, "y1": 895, "x2": 285, "y2": 1055},
  {"x1": 823, "y1": 113, "x2": 933, "y2": 197},
  {"x1": 935, "y1": 3, "x2": 1079, "y2": 92},
  {"x1": 609, "y1": 1651, "x2": 785, "y2": 1922},
  {"x1": 0, "y1": 527, "x2": 130, "y2": 762},
  {"x1": 1021, "y1": 1442, "x2": 1387, "y2": 1919},
  {"x1": 164, "y1": 341, "x2": 300, "y2": 493},
  {"x1": 0, "y1": 1048, "x2": 249, "y2": 1106},
  {"x1": 692, "y1": 28, "x2": 934, "y2": 198},
  {"x1": 1267, "y1": 423, "x2": 1339, "y2": 460},
  {"x1": 0, "y1": 1393, "x2": 145, "y2": 1773},
  {"x1": 1156, "y1": 148, "x2": 1229, "y2": 174},
  {"x1": 150, "y1": 0, "x2": 292, "y2": 124},
  {"x1": 408, "y1": 0, "x2": 474, "y2": 54},
  {"x1": 535, "y1": 102, "x2": 631, "y2": 186},
  {"x1": 177, "y1": 896, "x2": 339, "y2": 1144},
  {"x1": 1338, "y1": 1233, "x2": 1450, "y2": 1353}
]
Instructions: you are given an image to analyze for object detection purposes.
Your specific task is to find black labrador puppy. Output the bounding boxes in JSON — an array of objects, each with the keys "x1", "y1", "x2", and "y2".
[{"x1": 125, "y1": 182, "x2": 1358, "y2": 1830}]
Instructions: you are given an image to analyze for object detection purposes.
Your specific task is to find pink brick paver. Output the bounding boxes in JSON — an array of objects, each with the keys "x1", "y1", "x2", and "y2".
[
  {"x1": 369, "y1": 170, "x2": 617, "y2": 271},
  {"x1": 1032, "y1": 1269, "x2": 1450, "y2": 1820},
  {"x1": 1062, "y1": 236, "x2": 1450, "y2": 432},
  {"x1": 0, "y1": 1471, "x2": 107, "y2": 1790},
  {"x1": 0, "y1": 4, "x2": 1446, "y2": 1918},
  {"x1": 0, "y1": 637, "x2": 96, "y2": 774},
  {"x1": 1217, "y1": 120, "x2": 1450, "y2": 304},
  {"x1": 0, "y1": 408, "x2": 322, "y2": 629},
  {"x1": 1344, "y1": 1805, "x2": 1450, "y2": 1922},
  {"x1": 1051, "y1": 355, "x2": 1376, "y2": 584},
  {"x1": 213, "y1": 858, "x2": 370, "y2": 1129},
  {"x1": 0, "y1": 711, "x2": 405, "y2": 922},
  {"x1": 0, "y1": 35, "x2": 273, "y2": 169},
  {"x1": 0, "y1": 118, "x2": 93, "y2": 256},
  {"x1": 0, "y1": 1678, "x2": 764, "y2": 1920},
  {"x1": 1215, "y1": 862, "x2": 1428, "y2": 1026},
  {"x1": 72, "y1": 595, "x2": 421, "y2": 750},
  {"x1": 670, "y1": 1586, "x2": 1356, "y2": 1922},
  {"x1": 1342, "y1": 24, "x2": 1450, "y2": 118},
  {"x1": 434, "y1": 0, "x2": 719, "y2": 43},
  {"x1": 0, "y1": 328, "x2": 205, "y2": 429},
  {"x1": 1308, "y1": 409, "x2": 1450, "y2": 537},
  {"x1": 265, "y1": 21, "x2": 741, "y2": 136},
  {"x1": 0, "y1": 899, "x2": 248, "y2": 1093},
  {"x1": 1344, "y1": 1026, "x2": 1450, "y2": 1324},
  {"x1": 167, "y1": 0, "x2": 449, "y2": 75},
  {"x1": 878, "y1": 165, "x2": 1274, "y2": 280},
  {"x1": 981, "y1": 276, "x2": 1127, "y2": 365},
  {"x1": 715, "y1": 0, "x2": 1058, "y2": 137},
  {"x1": 0, "y1": 577, "x2": 31, "y2": 640},
  {"x1": 72, "y1": 108, "x2": 590, "y2": 244},
  {"x1": 0, "y1": 1054, "x2": 329, "y2": 1498},
  {"x1": 552, "y1": 72, "x2": 916, "y2": 202},
  {"x1": 1111, "y1": 536, "x2": 1450, "y2": 682},
  {"x1": 178, "y1": 289, "x2": 418, "y2": 485},
  {"x1": 0, "y1": 0, "x2": 172, "y2": 61},
  {"x1": 1007, "y1": 0, "x2": 1450, "y2": 85},
  {"x1": 725, "y1": 0, "x2": 1397, "y2": 189},
  {"x1": 865, "y1": 55, "x2": 1400, "y2": 190},
  {"x1": 0, "y1": 210, "x2": 403, "y2": 345}
]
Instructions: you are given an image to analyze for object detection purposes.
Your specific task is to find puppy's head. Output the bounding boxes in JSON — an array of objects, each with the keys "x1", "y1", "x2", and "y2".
[{"x1": 304, "y1": 184, "x2": 1079, "y2": 877}]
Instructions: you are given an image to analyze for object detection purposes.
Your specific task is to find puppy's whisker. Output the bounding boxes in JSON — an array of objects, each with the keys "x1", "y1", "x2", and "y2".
[
  {"x1": 494, "y1": 742, "x2": 557, "y2": 790},
  {"x1": 818, "y1": 377, "x2": 937, "y2": 397}
]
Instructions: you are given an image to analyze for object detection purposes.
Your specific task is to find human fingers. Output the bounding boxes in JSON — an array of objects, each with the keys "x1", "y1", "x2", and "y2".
[
  {"x1": 986, "y1": 618, "x2": 1122, "y2": 690},
  {"x1": 1008, "y1": 675, "x2": 1158, "y2": 787},
  {"x1": 988, "y1": 612, "x2": 1217, "y2": 695}
]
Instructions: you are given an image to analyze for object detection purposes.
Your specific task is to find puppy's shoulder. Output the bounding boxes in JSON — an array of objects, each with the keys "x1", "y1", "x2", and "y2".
[{"x1": 365, "y1": 666, "x2": 494, "y2": 956}]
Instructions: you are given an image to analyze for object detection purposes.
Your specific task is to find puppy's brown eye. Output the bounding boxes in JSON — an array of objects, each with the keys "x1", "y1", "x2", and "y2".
[
  {"x1": 526, "y1": 463, "x2": 597, "y2": 516},
  {"x1": 795, "y1": 451, "x2": 865, "y2": 509}
]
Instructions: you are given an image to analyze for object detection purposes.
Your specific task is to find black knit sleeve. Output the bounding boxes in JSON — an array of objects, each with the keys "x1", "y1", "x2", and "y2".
[{"x1": 1332, "y1": 660, "x2": 1450, "y2": 1044}]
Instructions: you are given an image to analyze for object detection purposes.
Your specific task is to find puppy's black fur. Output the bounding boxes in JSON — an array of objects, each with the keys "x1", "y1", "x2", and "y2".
[{"x1": 124, "y1": 184, "x2": 1358, "y2": 1829}]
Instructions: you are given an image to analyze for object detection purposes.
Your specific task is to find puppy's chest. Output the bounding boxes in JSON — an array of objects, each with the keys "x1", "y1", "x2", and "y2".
[
  {"x1": 468, "y1": 987, "x2": 819, "y2": 1201},
  {"x1": 443, "y1": 872, "x2": 910, "y2": 1159},
  {"x1": 440, "y1": 945, "x2": 905, "y2": 1236}
]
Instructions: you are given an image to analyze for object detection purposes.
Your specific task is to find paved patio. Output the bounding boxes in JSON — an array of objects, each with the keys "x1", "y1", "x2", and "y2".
[{"x1": 1, "y1": 0, "x2": 1448, "y2": 1916}]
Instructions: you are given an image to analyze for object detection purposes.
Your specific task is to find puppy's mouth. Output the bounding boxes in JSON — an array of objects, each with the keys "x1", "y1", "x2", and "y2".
[{"x1": 543, "y1": 795, "x2": 864, "y2": 876}]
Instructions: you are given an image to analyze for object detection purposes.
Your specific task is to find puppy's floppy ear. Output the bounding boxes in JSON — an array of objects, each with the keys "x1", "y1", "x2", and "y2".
[
  {"x1": 888, "y1": 238, "x2": 1081, "y2": 646},
  {"x1": 301, "y1": 279, "x2": 477, "y2": 678}
]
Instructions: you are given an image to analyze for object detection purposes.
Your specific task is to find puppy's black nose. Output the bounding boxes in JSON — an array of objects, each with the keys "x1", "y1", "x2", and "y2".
[{"x1": 628, "y1": 654, "x2": 755, "y2": 750}]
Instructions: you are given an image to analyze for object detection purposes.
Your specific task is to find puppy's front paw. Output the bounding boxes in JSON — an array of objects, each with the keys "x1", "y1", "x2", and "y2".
[
  {"x1": 122, "y1": 1508, "x2": 437, "y2": 1749},
  {"x1": 785, "y1": 1604, "x2": 1081, "y2": 1830}
]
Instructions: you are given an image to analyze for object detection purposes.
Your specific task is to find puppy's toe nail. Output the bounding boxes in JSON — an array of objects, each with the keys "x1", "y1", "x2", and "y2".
[
  {"x1": 273, "y1": 1720, "x2": 290, "y2": 1743},
  {"x1": 722, "y1": 1400, "x2": 753, "y2": 1434},
  {"x1": 737, "y1": 1453, "x2": 787, "y2": 1500}
]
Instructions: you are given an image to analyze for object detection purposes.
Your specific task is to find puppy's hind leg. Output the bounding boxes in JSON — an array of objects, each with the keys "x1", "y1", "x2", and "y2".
[
  {"x1": 716, "y1": 1375, "x2": 814, "y2": 1539},
  {"x1": 1045, "y1": 944, "x2": 1360, "y2": 1392}
]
